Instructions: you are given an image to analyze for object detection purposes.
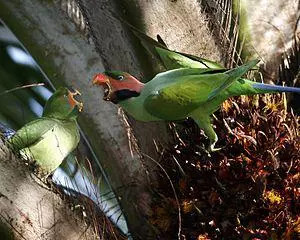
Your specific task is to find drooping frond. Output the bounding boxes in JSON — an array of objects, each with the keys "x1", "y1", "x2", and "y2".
[{"x1": 199, "y1": 0, "x2": 247, "y2": 67}]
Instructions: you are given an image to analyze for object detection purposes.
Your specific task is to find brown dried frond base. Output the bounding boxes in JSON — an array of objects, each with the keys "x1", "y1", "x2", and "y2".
[{"x1": 151, "y1": 94, "x2": 299, "y2": 240}]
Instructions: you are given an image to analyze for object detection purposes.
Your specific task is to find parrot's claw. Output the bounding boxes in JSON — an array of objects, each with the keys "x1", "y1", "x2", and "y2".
[
  {"x1": 209, "y1": 146, "x2": 222, "y2": 152},
  {"x1": 68, "y1": 89, "x2": 81, "y2": 96},
  {"x1": 196, "y1": 144, "x2": 222, "y2": 156},
  {"x1": 208, "y1": 142, "x2": 222, "y2": 152},
  {"x1": 73, "y1": 89, "x2": 81, "y2": 95}
]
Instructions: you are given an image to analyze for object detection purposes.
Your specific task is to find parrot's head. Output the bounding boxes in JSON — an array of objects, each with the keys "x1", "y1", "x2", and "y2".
[
  {"x1": 92, "y1": 71, "x2": 144, "y2": 103},
  {"x1": 42, "y1": 87, "x2": 83, "y2": 119}
]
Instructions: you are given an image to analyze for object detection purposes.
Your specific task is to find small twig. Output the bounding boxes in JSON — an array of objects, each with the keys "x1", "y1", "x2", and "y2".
[
  {"x1": 170, "y1": 123, "x2": 186, "y2": 147},
  {"x1": 0, "y1": 83, "x2": 45, "y2": 97},
  {"x1": 172, "y1": 155, "x2": 186, "y2": 177},
  {"x1": 142, "y1": 153, "x2": 182, "y2": 240},
  {"x1": 223, "y1": 118, "x2": 234, "y2": 135}
]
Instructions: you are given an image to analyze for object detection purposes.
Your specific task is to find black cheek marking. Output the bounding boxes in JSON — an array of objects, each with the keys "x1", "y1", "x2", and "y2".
[{"x1": 111, "y1": 89, "x2": 140, "y2": 104}]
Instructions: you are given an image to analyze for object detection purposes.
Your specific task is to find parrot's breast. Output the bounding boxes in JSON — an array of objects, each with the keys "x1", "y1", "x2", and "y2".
[
  {"x1": 119, "y1": 96, "x2": 161, "y2": 122},
  {"x1": 22, "y1": 120, "x2": 79, "y2": 174}
]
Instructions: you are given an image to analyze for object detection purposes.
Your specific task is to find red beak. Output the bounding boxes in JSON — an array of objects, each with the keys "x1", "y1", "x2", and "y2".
[
  {"x1": 92, "y1": 73, "x2": 108, "y2": 85},
  {"x1": 67, "y1": 89, "x2": 83, "y2": 112},
  {"x1": 92, "y1": 73, "x2": 113, "y2": 101}
]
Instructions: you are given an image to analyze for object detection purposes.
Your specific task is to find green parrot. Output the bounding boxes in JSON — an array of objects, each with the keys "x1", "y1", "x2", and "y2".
[
  {"x1": 121, "y1": 18, "x2": 224, "y2": 70},
  {"x1": 8, "y1": 87, "x2": 83, "y2": 177},
  {"x1": 93, "y1": 60, "x2": 300, "y2": 151}
]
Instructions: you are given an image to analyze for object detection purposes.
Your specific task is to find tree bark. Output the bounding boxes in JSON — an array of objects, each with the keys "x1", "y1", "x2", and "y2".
[{"x1": 0, "y1": 138, "x2": 98, "y2": 240}]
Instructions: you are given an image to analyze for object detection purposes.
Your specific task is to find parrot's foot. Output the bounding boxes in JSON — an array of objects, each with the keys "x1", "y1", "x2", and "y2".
[
  {"x1": 196, "y1": 144, "x2": 222, "y2": 156},
  {"x1": 209, "y1": 147, "x2": 222, "y2": 152},
  {"x1": 208, "y1": 143, "x2": 222, "y2": 152}
]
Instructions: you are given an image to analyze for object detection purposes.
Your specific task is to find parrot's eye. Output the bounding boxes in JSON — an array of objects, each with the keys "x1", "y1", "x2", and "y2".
[{"x1": 117, "y1": 75, "x2": 124, "y2": 81}]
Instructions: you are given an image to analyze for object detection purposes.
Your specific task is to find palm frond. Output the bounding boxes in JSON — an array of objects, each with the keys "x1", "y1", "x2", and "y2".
[{"x1": 200, "y1": 0, "x2": 247, "y2": 67}]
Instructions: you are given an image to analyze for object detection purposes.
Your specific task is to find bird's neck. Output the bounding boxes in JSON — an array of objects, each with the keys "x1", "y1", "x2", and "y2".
[
  {"x1": 119, "y1": 96, "x2": 160, "y2": 122},
  {"x1": 125, "y1": 77, "x2": 145, "y2": 93},
  {"x1": 112, "y1": 80, "x2": 145, "y2": 103}
]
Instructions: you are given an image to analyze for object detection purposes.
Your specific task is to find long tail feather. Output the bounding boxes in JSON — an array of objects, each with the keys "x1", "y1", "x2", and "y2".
[{"x1": 252, "y1": 83, "x2": 300, "y2": 94}]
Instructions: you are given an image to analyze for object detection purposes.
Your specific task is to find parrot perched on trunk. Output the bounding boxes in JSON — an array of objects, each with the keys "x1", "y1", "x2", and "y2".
[
  {"x1": 8, "y1": 87, "x2": 83, "y2": 177},
  {"x1": 93, "y1": 60, "x2": 300, "y2": 151}
]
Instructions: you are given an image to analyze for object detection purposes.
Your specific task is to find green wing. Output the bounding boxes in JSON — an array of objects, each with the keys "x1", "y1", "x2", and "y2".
[
  {"x1": 177, "y1": 51, "x2": 224, "y2": 69},
  {"x1": 144, "y1": 73, "x2": 230, "y2": 120},
  {"x1": 8, "y1": 118, "x2": 57, "y2": 151},
  {"x1": 155, "y1": 47, "x2": 224, "y2": 70},
  {"x1": 207, "y1": 59, "x2": 259, "y2": 101}
]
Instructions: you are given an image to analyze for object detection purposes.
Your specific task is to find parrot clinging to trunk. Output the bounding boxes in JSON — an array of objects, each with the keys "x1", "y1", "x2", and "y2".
[
  {"x1": 8, "y1": 87, "x2": 83, "y2": 177},
  {"x1": 93, "y1": 60, "x2": 300, "y2": 151}
]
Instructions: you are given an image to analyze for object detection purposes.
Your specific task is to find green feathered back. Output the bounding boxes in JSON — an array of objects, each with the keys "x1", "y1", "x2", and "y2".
[
  {"x1": 144, "y1": 73, "x2": 230, "y2": 119},
  {"x1": 142, "y1": 60, "x2": 259, "y2": 120}
]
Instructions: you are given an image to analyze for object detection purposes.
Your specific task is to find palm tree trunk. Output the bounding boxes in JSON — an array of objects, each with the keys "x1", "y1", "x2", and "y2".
[{"x1": 0, "y1": 138, "x2": 98, "y2": 240}]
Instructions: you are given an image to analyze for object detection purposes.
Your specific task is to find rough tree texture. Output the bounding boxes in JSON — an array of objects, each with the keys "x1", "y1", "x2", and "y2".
[
  {"x1": 123, "y1": 0, "x2": 222, "y2": 62},
  {"x1": 0, "y1": 139, "x2": 97, "y2": 240}
]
